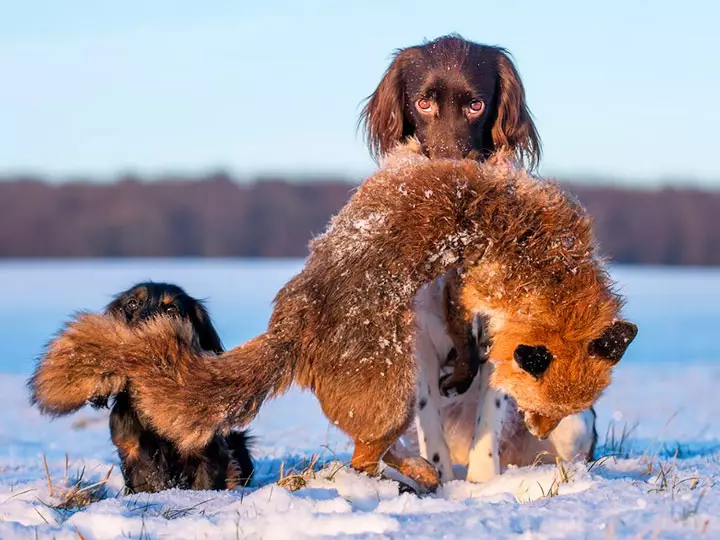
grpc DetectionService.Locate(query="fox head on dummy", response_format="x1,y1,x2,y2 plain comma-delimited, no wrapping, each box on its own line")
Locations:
461,261,636,439
387,140,637,438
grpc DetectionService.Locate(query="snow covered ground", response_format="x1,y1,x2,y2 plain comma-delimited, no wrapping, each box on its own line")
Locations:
0,261,718,539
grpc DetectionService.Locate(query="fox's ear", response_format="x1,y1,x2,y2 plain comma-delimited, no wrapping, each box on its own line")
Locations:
589,321,638,364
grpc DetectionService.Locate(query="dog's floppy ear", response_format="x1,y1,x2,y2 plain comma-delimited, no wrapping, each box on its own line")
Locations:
588,321,638,364
360,48,419,160
191,301,224,354
492,49,542,170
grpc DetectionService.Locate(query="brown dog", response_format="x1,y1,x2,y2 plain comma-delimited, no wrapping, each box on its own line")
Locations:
29,142,636,493
361,34,540,166
362,34,542,397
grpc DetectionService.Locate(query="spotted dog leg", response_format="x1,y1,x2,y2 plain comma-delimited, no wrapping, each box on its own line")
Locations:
414,326,455,483
465,364,507,483
548,407,598,462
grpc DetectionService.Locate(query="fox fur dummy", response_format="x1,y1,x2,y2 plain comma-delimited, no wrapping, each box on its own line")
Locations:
30,282,254,493
29,139,636,493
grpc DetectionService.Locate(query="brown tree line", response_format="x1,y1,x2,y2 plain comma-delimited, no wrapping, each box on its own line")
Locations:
0,173,718,265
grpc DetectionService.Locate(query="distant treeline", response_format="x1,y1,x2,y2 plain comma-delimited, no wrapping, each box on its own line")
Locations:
1,173,718,265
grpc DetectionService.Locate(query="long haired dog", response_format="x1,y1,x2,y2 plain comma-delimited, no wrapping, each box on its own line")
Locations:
363,35,598,482
28,143,636,493
360,34,540,166
361,34,541,395
31,282,254,493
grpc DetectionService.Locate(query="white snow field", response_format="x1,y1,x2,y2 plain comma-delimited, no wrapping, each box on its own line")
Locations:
0,261,718,539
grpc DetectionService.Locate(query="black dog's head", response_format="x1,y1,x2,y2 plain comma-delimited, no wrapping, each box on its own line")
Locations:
361,34,540,167
105,282,223,354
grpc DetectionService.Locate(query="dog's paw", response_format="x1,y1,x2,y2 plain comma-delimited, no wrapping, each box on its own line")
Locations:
439,373,473,398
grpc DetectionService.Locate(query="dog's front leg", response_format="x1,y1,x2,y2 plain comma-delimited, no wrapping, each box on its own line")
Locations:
414,334,455,483
465,364,506,483
548,407,598,462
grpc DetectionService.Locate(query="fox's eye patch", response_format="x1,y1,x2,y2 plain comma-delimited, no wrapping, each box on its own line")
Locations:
514,344,553,378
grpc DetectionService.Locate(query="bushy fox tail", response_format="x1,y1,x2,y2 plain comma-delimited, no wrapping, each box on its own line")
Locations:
29,313,292,452
29,312,131,416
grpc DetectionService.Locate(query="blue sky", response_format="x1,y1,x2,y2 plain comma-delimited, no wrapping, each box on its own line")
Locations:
0,1,718,185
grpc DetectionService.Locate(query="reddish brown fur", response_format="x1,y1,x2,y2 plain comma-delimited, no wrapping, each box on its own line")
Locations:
115,435,141,462
29,143,634,491
360,34,540,168
30,281,255,494
438,270,481,395
361,35,542,397
30,320,128,416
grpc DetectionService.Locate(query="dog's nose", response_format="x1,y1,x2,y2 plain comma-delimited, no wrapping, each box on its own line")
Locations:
137,308,158,322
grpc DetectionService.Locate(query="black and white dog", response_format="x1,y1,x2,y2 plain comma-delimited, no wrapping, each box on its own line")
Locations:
394,277,597,483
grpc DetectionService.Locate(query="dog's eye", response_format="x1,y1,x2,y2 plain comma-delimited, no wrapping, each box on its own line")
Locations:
164,304,179,315
467,100,485,116
416,98,434,113
125,299,139,312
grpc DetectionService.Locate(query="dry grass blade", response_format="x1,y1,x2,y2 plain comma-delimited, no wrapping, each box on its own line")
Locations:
319,444,350,481
55,468,113,510
40,458,115,516
587,454,615,473
33,507,49,524
537,478,560,499
42,454,54,498
529,451,554,469
277,454,322,492
555,457,570,484
2,488,37,503
160,498,214,520
601,421,638,460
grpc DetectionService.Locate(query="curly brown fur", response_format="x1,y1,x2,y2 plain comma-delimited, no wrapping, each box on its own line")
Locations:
361,34,541,399
29,282,254,493
360,34,540,168
29,143,635,491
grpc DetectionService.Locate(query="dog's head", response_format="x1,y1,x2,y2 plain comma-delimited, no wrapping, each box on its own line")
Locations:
105,282,223,353
361,34,540,167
